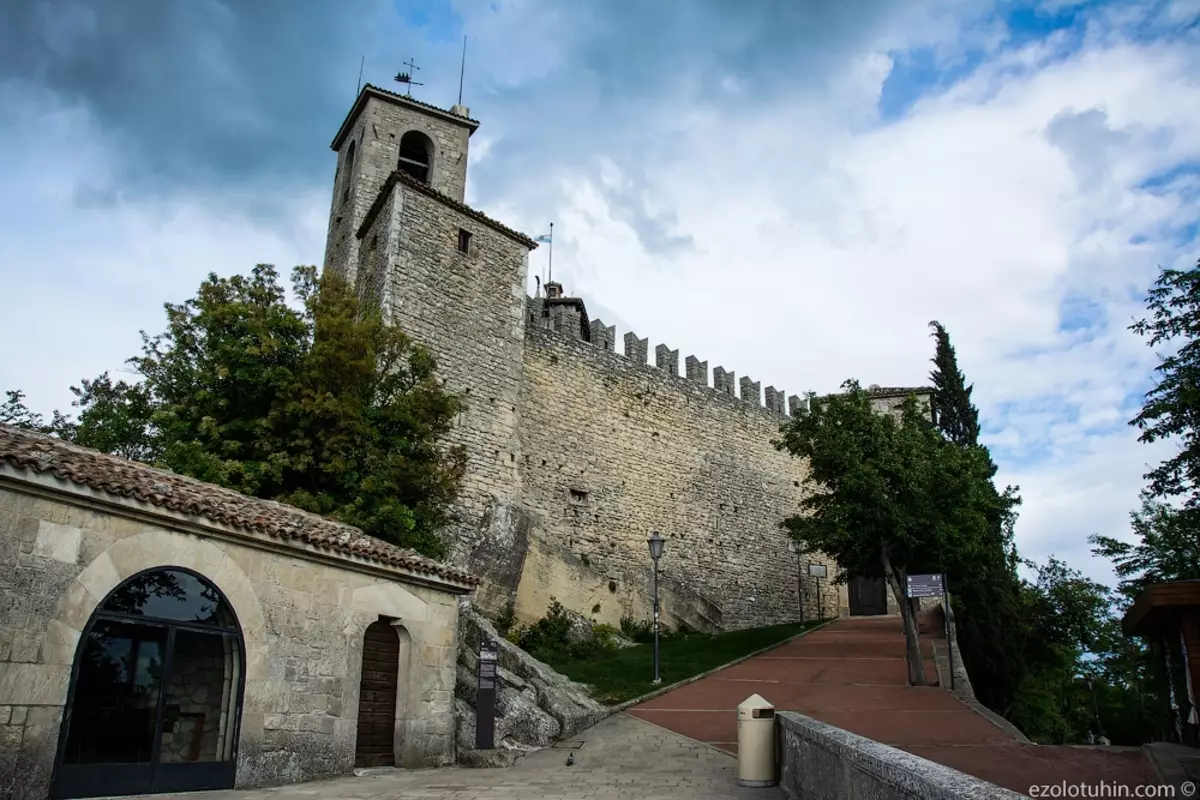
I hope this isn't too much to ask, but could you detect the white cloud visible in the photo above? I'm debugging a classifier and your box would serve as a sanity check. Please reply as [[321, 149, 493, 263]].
[[507, 14, 1200, 584]]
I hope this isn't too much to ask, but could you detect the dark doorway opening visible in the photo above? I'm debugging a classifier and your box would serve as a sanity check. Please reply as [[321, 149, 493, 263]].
[[849, 575, 889, 616], [397, 131, 433, 184], [54, 567, 245, 799], [355, 620, 400, 767]]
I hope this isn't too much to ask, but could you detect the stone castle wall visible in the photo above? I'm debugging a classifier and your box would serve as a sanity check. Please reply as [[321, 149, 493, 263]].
[[510, 309, 841, 631], [360, 181, 533, 610]]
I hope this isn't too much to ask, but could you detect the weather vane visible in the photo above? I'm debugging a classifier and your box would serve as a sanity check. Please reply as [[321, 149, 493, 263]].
[[393, 57, 424, 98]]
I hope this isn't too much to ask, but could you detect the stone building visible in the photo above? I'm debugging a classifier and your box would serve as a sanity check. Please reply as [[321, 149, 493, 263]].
[[0, 425, 475, 800], [324, 84, 930, 631]]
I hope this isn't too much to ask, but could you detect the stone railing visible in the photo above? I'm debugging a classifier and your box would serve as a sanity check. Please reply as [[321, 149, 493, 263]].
[[776, 711, 1023, 799]]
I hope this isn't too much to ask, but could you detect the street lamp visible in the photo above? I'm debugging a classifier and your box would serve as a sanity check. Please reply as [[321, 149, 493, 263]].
[[648, 531, 665, 685], [788, 540, 805, 624]]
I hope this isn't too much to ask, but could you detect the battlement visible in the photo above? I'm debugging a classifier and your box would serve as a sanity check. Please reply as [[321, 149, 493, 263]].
[[526, 293, 805, 418]]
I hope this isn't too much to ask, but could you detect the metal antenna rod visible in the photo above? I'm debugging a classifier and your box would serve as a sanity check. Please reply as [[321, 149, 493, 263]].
[[458, 35, 467, 105], [356, 55, 364, 95]]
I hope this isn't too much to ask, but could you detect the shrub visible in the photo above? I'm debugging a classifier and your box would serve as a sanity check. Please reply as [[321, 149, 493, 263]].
[[493, 599, 517, 637], [620, 614, 654, 643]]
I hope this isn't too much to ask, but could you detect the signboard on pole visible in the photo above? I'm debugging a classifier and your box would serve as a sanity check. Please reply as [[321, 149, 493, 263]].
[[475, 639, 499, 749], [807, 563, 827, 579], [906, 573, 944, 599]]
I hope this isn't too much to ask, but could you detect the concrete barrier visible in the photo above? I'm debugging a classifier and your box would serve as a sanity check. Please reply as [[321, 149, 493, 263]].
[[776, 711, 1023, 799]]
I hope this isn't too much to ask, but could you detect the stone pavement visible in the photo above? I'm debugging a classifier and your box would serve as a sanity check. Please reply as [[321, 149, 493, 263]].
[[123, 713, 774, 800], [628, 615, 1159, 794]]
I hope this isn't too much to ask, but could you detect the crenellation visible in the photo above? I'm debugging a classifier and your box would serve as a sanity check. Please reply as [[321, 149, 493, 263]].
[[685, 355, 708, 386], [713, 367, 736, 397], [740, 377, 762, 406], [655, 344, 680, 376], [765, 386, 786, 415], [624, 332, 648, 364], [788, 394, 806, 417], [590, 319, 616, 351]]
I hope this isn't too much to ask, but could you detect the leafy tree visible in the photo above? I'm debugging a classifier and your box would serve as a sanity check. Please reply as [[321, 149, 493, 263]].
[[775, 381, 997, 684], [1090, 499, 1200, 602], [3, 264, 466, 558], [1, 390, 48, 430], [927, 320, 1026, 715], [1129, 259, 1200, 505]]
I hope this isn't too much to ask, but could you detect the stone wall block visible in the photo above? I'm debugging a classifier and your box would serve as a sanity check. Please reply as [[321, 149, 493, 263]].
[[624, 332, 648, 364], [655, 344, 679, 376], [685, 356, 708, 386], [713, 366, 736, 397], [740, 377, 761, 406], [765, 387, 786, 415], [788, 394, 805, 416]]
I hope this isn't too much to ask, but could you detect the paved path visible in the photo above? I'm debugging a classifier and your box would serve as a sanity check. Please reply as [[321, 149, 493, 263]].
[[124, 714, 775, 800], [628, 615, 1158, 794]]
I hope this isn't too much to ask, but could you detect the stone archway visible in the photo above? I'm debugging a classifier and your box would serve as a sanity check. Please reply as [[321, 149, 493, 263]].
[[53, 566, 246, 799]]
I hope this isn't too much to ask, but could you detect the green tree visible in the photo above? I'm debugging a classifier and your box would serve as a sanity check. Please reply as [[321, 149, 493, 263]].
[[775, 381, 996, 684], [927, 320, 1027, 716], [4, 264, 466, 559], [1129, 259, 1200, 505], [1090, 499, 1200, 602], [1, 390, 48, 430], [928, 321, 981, 447]]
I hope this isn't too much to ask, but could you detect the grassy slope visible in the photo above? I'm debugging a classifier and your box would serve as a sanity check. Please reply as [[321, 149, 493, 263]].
[[545, 620, 824, 705]]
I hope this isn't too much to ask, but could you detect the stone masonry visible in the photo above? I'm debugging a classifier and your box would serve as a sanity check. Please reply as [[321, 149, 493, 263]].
[[0, 426, 474, 799], [323, 84, 931, 632]]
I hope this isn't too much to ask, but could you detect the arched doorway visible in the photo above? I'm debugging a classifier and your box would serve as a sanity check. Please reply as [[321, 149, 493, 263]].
[[354, 620, 400, 767], [53, 567, 245, 799]]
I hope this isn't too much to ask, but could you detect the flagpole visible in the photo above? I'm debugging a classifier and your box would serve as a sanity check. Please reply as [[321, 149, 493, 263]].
[[548, 222, 554, 284]]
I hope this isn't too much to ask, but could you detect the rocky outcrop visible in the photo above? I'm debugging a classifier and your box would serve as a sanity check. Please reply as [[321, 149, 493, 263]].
[[454, 600, 608, 766]]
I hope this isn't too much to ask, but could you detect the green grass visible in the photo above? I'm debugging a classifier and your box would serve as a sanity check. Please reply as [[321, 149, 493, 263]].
[[544, 619, 827, 705]]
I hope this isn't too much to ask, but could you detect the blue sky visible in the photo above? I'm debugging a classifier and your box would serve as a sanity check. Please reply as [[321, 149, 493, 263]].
[[1, 0, 1198, 588]]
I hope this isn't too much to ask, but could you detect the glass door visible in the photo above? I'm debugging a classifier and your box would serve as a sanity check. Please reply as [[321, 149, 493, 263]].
[[54, 568, 244, 799]]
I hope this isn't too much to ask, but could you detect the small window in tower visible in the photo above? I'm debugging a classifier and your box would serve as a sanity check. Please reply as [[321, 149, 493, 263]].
[[342, 140, 357, 203], [398, 130, 434, 184], [569, 489, 589, 505], [457, 228, 471, 254]]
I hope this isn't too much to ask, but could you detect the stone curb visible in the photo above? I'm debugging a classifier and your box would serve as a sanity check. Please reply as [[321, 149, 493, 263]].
[[603, 617, 839, 715]]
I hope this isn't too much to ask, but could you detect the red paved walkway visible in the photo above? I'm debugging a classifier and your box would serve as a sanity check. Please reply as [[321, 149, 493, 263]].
[[627, 616, 1156, 794]]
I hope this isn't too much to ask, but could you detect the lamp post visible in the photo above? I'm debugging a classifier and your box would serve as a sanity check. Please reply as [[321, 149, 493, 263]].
[[1087, 675, 1104, 740], [788, 540, 805, 624], [648, 531, 665, 685]]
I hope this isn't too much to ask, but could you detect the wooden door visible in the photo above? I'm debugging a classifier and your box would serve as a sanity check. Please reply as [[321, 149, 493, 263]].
[[849, 576, 889, 616], [354, 621, 399, 767]]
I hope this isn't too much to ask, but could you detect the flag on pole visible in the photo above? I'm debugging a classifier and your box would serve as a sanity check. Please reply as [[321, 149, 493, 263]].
[[534, 233, 552, 243]]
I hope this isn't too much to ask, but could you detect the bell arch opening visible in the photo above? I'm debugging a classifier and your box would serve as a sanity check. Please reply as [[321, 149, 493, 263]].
[[53, 567, 246, 799], [398, 130, 434, 185]]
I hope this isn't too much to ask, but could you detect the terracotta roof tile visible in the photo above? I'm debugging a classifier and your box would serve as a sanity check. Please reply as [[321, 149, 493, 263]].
[[357, 169, 538, 249], [0, 424, 479, 588]]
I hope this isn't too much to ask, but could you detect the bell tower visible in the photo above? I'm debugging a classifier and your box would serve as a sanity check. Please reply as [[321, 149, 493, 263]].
[[323, 83, 479, 285]]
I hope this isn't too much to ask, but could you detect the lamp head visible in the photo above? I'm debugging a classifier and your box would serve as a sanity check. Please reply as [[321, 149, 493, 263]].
[[648, 531, 665, 561]]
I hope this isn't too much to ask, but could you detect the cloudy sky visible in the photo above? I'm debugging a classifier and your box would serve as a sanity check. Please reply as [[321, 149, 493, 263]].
[[2, 0, 1197, 588]]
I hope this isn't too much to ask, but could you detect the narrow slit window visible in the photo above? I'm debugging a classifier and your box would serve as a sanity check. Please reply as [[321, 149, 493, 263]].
[[457, 228, 472, 253], [569, 489, 589, 505]]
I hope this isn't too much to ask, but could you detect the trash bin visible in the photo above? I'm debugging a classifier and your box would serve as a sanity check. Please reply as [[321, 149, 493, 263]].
[[736, 693, 777, 787]]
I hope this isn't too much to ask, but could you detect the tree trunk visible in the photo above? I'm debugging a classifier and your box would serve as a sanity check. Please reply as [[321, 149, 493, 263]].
[[881, 545, 927, 686]]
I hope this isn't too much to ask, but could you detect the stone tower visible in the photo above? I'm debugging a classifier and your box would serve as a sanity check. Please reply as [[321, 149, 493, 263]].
[[324, 85, 538, 591]]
